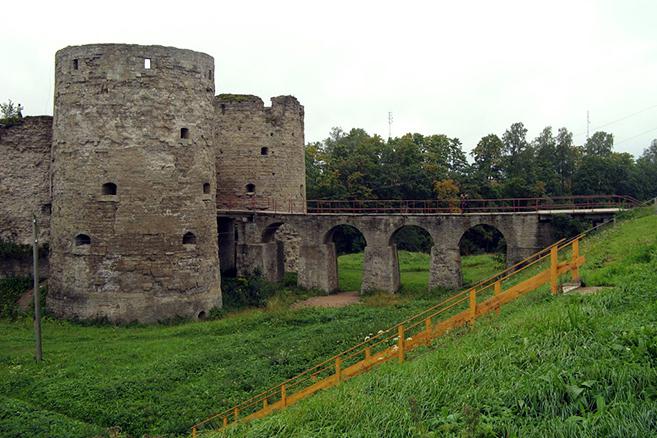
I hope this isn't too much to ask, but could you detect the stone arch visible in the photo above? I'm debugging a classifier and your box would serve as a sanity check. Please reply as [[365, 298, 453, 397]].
[[457, 222, 510, 258], [457, 223, 508, 286], [388, 225, 435, 292], [322, 223, 368, 292], [323, 223, 368, 246], [258, 221, 302, 282]]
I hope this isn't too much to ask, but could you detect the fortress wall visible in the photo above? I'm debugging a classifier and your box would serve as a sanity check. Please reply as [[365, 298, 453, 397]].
[[48, 44, 221, 323], [0, 116, 52, 247], [214, 94, 306, 213]]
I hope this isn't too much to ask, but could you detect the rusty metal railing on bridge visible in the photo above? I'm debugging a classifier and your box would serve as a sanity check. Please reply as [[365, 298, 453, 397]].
[[306, 194, 639, 214], [216, 194, 639, 215]]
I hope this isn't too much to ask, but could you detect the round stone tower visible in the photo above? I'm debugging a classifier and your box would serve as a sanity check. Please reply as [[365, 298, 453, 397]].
[[214, 94, 306, 213], [48, 44, 221, 323]]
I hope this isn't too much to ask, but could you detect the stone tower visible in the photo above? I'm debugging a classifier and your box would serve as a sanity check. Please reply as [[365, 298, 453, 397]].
[[214, 95, 306, 213], [48, 44, 221, 323]]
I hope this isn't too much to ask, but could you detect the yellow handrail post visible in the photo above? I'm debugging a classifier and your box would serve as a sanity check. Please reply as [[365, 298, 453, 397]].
[[424, 317, 432, 344], [469, 288, 477, 324], [571, 238, 580, 283], [281, 384, 287, 407], [223, 416, 228, 427], [233, 407, 239, 422], [335, 356, 342, 383], [263, 397, 268, 409], [494, 280, 502, 315], [550, 245, 558, 295], [398, 325, 405, 363], [364, 346, 372, 370], [192, 426, 197, 438]]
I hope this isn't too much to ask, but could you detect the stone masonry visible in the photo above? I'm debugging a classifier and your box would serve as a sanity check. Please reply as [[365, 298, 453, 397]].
[[222, 212, 569, 293], [47, 44, 221, 323], [214, 95, 306, 213], [0, 116, 52, 246]]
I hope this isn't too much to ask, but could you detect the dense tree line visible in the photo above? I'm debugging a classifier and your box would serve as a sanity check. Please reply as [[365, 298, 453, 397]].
[[306, 124, 657, 202]]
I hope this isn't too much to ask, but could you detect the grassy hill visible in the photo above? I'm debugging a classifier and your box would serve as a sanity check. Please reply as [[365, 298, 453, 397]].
[[216, 210, 657, 437], [1, 210, 655, 437]]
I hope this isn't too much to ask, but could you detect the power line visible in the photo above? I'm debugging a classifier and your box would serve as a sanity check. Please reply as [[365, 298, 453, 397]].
[[614, 125, 657, 147], [575, 103, 657, 138]]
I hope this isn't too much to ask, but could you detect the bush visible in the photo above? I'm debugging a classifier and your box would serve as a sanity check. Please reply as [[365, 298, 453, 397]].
[[221, 271, 277, 310], [0, 277, 31, 319], [0, 100, 23, 126]]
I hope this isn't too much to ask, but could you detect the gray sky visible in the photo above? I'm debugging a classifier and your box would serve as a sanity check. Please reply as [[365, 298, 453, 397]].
[[3, 0, 656, 157]]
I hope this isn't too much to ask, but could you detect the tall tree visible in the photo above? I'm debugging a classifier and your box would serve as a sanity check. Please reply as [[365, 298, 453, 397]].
[[585, 131, 614, 156], [470, 134, 503, 196], [533, 127, 559, 195], [554, 128, 578, 195]]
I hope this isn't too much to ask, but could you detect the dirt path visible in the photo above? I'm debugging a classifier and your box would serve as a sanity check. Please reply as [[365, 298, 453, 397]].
[[292, 291, 360, 309]]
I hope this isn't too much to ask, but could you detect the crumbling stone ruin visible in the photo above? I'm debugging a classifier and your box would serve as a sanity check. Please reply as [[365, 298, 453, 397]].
[[0, 44, 306, 323]]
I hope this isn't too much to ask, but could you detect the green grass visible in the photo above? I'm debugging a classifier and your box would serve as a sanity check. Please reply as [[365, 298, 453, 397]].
[[1, 212, 656, 437], [338, 251, 503, 293], [0, 303, 443, 437], [218, 212, 657, 437]]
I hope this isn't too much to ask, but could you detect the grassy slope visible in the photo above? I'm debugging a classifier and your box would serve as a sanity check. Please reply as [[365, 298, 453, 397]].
[[220, 212, 657, 437], [338, 251, 503, 293]]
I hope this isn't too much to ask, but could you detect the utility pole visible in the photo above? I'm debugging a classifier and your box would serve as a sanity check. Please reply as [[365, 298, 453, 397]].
[[388, 112, 393, 139], [32, 214, 42, 362], [586, 110, 590, 140]]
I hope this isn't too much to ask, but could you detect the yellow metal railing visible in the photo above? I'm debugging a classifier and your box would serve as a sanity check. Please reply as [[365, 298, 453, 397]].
[[191, 234, 588, 436]]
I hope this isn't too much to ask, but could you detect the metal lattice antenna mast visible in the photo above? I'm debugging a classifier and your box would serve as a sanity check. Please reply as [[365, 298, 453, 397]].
[[388, 112, 393, 139], [586, 110, 590, 140]]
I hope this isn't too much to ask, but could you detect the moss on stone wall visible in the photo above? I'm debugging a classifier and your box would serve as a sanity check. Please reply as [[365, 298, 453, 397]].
[[217, 93, 258, 103]]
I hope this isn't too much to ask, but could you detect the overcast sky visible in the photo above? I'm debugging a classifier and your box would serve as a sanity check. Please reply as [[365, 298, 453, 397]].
[[2, 0, 656, 157]]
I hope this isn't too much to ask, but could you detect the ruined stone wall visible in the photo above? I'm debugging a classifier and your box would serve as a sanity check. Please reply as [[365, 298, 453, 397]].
[[0, 116, 52, 246], [48, 44, 221, 323], [274, 223, 300, 273], [214, 95, 306, 213]]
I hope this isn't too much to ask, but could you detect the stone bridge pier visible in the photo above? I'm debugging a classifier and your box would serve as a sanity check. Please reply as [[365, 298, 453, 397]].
[[219, 213, 559, 294]]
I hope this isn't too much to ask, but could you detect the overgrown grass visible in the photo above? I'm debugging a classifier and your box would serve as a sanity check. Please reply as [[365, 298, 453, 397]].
[[338, 251, 503, 293], [2, 213, 655, 437], [216, 213, 657, 437]]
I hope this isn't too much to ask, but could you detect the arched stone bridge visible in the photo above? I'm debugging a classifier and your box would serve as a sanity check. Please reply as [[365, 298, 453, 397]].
[[217, 209, 617, 293]]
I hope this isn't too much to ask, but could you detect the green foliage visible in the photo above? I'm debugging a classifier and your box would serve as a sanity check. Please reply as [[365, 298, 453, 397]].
[[0, 240, 32, 258], [0, 277, 31, 319], [549, 215, 591, 241], [216, 94, 255, 103], [306, 124, 656, 203], [459, 224, 506, 255], [0, 100, 23, 126]]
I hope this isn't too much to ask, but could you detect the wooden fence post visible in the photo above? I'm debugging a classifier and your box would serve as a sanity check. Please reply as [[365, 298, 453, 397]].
[[398, 325, 405, 363], [494, 281, 502, 315], [469, 288, 477, 323], [233, 407, 239, 422], [571, 238, 580, 283], [223, 417, 228, 427], [192, 426, 197, 438], [550, 245, 558, 295], [335, 356, 342, 383], [281, 384, 287, 407], [424, 318, 432, 344]]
